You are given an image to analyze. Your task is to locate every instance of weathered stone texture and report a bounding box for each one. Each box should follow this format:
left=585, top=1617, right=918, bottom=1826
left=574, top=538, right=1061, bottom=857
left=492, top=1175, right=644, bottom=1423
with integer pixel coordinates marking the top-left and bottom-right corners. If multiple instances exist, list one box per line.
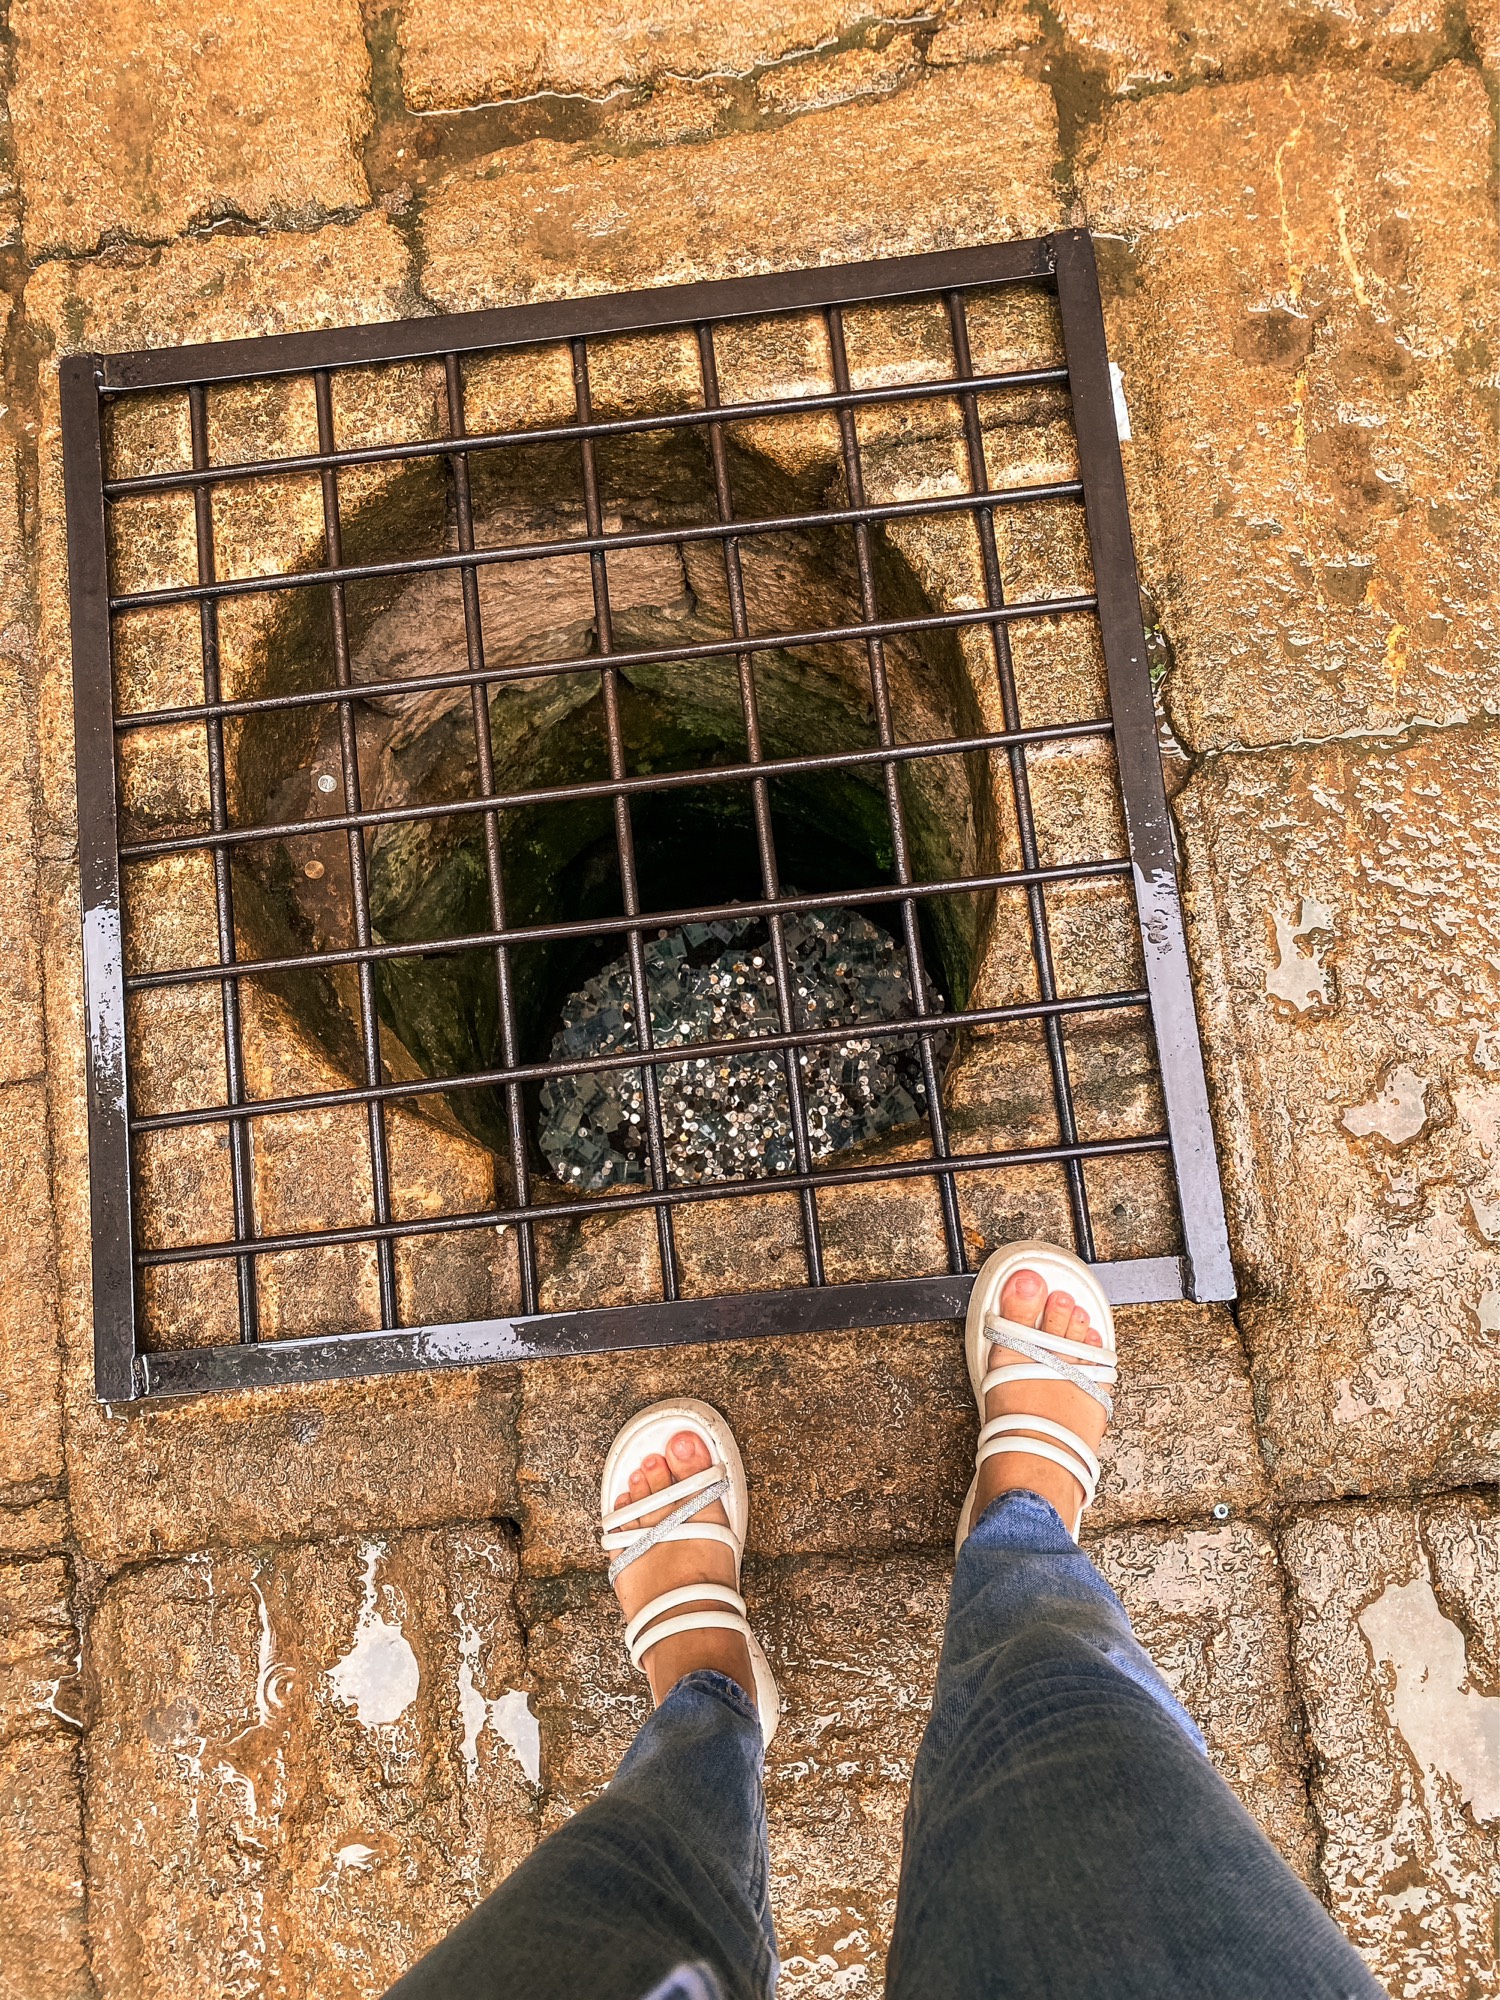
left=1090, top=1521, right=1319, bottom=1879
left=1055, top=0, right=1453, bottom=92
left=28, top=215, right=415, bottom=844
left=421, top=66, right=1063, bottom=313
left=0, top=1085, right=64, bottom=1514
left=397, top=0, right=933, bottom=109
left=1180, top=726, right=1500, bottom=1499
left=41, top=861, right=524, bottom=1570
left=85, top=1529, right=537, bottom=1997
left=1282, top=1498, right=1500, bottom=1998
left=755, top=35, right=923, bottom=115
left=517, top=1301, right=1259, bottom=1576
left=0, top=1560, right=88, bottom=2000
left=1472, top=0, right=1499, bottom=69
left=9, top=0, right=373, bottom=257
left=1083, top=67, right=1500, bottom=750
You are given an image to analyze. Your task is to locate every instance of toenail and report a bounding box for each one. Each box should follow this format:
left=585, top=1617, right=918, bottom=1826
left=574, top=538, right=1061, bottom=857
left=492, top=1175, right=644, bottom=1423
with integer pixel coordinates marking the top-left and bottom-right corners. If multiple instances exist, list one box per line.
left=669, top=1436, right=693, bottom=1460
left=1014, top=1269, right=1042, bottom=1295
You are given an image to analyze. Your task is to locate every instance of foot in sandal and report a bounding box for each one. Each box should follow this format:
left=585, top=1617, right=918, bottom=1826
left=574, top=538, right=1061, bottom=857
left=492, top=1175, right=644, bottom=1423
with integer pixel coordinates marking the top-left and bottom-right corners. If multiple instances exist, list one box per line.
left=601, top=1399, right=780, bottom=1742
left=958, top=1239, right=1117, bottom=1545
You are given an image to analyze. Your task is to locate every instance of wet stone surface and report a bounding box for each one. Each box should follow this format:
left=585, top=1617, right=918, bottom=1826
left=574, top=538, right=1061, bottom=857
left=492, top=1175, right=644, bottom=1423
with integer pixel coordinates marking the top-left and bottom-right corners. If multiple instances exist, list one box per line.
left=539, top=909, right=935, bottom=1190
left=1281, top=1497, right=1500, bottom=1998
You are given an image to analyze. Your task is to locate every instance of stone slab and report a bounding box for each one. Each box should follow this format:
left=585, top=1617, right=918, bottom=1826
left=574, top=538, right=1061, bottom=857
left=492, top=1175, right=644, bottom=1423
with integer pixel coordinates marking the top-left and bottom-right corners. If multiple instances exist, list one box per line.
left=397, top=0, right=934, bottom=109
left=528, top=1527, right=1315, bottom=1992
left=516, top=1300, right=1261, bottom=1575
left=1089, top=1520, right=1320, bottom=1880
left=1055, top=0, right=1453, bottom=92
left=9, top=0, right=372, bottom=257
left=1082, top=66, right=1500, bottom=751
left=0, top=1501, right=69, bottom=1561
left=420, top=65, right=1063, bottom=313
left=0, top=1083, right=64, bottom=1513
left=0, top=1559, right=88, bottom=2000
left=84, top=1528, right=537, bottom=1996
left=40, top=859, right=524, bottom=1571
left=1281, top=1497, right=1500, bottom=1998
left=1179, top=725, right=1500, bottom=1498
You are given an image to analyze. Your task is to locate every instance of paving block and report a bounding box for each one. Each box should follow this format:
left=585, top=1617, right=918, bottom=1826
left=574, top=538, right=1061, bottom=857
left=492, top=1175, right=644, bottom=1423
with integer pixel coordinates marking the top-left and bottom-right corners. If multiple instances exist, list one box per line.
left=0, top=1559, right=88, bottom=2000
left=1180, top=726, right=1500, bottom=1498
left=396, top=0, right=934, bottom=109
left=1083, top=67, right=1499, bottom=750
left=1055, top=0, right=1453, bottom=91
left=420, top=65, right=1063, bottom=314
left=9, top=0, right=372, bottom=257
left=517, top=1296, right=1261, bottom=1575
left=0, top=1084, right=64, bottom=1513
left=84, top=1529, right=537, bottom=1997
left=1281, top=1497, right=1500, bottom=1998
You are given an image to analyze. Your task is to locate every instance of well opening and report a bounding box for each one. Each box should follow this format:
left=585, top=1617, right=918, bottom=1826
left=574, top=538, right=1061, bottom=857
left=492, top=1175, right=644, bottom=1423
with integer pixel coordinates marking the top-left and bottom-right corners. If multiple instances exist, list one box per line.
left=230, top=426, right=988, bottom=1185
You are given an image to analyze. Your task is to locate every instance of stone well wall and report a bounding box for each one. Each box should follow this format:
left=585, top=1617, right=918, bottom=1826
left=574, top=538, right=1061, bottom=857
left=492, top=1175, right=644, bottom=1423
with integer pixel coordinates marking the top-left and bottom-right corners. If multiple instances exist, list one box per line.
left=0, top=2, right=1496, bottom=1996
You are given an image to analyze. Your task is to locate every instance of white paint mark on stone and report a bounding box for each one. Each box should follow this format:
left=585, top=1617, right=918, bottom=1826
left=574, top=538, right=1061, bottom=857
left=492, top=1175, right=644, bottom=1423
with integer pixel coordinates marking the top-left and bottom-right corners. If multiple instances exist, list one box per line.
left=1358, top=1577, right=1500, bottom=1824
left=1332, top=1372, right=1408, bottom=1425
left=1342, top=1065, right=1429, bottom=1147
left=1109, top=361, right=1132, bottom=441
left=327, top=1544, right=420, bottom=1729
left=455, top=1604, right=540, bottom=1786
left=1477, top=1292, right=1500, bottom=1335
left=332, top=1843, right=379, bottom=1872
left=1267, top=896, right=1334, bottom=1013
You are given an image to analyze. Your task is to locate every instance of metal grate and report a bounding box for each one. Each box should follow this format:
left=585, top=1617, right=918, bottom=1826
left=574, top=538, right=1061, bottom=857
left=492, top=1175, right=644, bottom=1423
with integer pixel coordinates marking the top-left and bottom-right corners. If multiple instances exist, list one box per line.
left=64, top=228, right=1234, bottom=1404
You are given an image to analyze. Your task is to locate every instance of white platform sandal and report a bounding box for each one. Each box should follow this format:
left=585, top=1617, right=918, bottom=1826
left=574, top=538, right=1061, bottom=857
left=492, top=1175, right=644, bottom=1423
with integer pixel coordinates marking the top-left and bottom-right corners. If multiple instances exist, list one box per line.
left=600, top=1397, right=781, bottom=1746
left=956, top=1238, right=1118, bottom=1549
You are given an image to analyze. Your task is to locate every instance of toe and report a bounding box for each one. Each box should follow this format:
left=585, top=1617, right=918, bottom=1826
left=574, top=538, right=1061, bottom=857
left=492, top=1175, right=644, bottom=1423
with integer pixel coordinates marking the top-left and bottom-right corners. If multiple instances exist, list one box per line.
left=1041, top=1288, right=1076, bottom=1336
left=641, top=1452, right=673, bottom=1496
left=1068, top=1304, right=1102, bottom=1348
left=998, top=1266, right=1048, bottom=1327
left=628, top=1467, right=650, bottom=1503
left=667, top=1430, right=712, bottom=1477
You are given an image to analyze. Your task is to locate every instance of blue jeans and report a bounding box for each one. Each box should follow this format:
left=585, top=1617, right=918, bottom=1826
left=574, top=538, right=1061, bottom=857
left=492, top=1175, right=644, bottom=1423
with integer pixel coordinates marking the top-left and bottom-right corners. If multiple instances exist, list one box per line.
left=389, top=1492, right=1384, bottom=1999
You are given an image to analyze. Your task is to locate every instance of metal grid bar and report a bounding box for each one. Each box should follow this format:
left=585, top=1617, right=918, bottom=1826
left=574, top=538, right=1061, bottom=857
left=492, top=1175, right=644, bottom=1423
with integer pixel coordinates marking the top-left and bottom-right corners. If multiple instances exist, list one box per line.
left=696, top=321, right=824, bottom=1285
left=571, top=336, right=679, bottom=1299
left=443, top=352, right=540, bottom=1313
left=822, top=305, right=965, bottom=1273
left=104, top=367, right=1071, bottom=499
left=129, top=988, right=1152, bottom=1136
left=312, top=369, right=398, bottom=1325
left=63, top=230, right=1236, bottom=1404
left=137, top=1131, right=1174, bottom=1268
left=186, top=385, right=260, bottom=1342
left=110, top=480, right=1084, bottom=616
left=122, top=863, right=1133, bottom=993
left=114, top=593, right=1100, bottom=732
left=944, top=291, right=1094, bottom=1259
left=1050, top=233, right=1235, bottom=1298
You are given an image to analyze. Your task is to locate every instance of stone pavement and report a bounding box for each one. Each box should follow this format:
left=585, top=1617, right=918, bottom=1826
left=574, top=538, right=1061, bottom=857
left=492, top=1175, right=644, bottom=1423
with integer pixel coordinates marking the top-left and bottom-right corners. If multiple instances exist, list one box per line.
left=1, top=2, right=1497, bottom=1995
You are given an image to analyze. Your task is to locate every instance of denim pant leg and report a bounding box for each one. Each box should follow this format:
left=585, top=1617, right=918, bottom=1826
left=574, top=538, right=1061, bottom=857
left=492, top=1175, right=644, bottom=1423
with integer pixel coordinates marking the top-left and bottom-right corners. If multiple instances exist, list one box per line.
left=888, top=1490, right=1386, bottom=2000
left=386, top=1670, right=777, bottom=2000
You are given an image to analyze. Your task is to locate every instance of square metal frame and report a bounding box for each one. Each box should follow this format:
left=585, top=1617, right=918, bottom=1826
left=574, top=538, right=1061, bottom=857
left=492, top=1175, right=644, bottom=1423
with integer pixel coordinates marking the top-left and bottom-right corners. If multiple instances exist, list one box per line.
left=63, top=227, right=1235, bottom=1404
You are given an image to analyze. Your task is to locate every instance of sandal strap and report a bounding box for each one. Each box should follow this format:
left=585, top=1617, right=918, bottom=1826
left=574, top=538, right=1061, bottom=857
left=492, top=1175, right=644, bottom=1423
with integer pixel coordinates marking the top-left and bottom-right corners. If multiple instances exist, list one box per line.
left=606, top=1474, right=733, bottom=1585
left=625, top=1581, right=746, bottom=1657
left=980, top=1440, right=1096, bottom=1504
left=602, top=1463, right=726, bottom=1534
left=628, top=1607, right=753, bottom=1671
left=602, top=1521, right=740, bottom=1557
left=978, top=1412, right=1102, bottom=1485
left=983, top=1324, right=1116, bottom=1415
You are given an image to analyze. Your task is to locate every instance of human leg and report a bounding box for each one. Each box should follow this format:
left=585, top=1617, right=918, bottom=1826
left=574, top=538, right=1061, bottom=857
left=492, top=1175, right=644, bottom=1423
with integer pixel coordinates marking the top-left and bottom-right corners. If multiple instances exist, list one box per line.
left=888, top=1252, right=1385, bottom=2000
left=388, top=1407, right=779, bottom=2000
